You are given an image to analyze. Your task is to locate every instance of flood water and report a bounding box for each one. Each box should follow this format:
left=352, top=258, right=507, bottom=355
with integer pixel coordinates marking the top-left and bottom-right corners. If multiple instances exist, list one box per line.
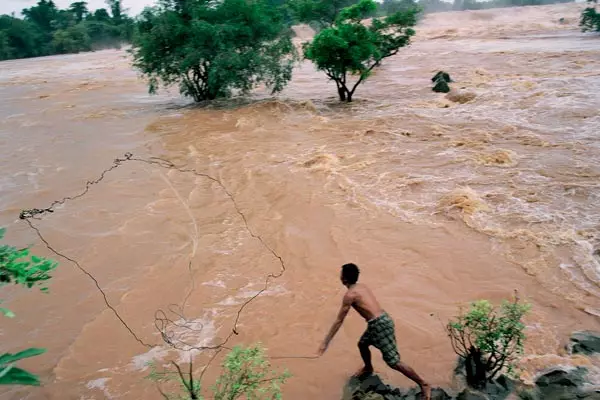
left=1, top=3, right=600, bottom=399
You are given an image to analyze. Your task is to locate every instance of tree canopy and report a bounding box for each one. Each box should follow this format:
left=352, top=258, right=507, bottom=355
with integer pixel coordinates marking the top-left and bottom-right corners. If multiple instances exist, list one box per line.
left=581, top=0, right=600, bottom=32
left=303, top=0, right=417, bottom=102
left=0, top=0, right=133, bottom=61
left=132, top=0, right=297, bottom=102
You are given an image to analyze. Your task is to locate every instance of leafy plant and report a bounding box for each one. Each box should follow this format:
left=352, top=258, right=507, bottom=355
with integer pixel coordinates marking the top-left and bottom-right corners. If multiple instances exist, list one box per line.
left=581, top=0, right=600, bottom=32
left=213, top=345, right=290, bottom=400
left=0, top=227, right=57, bottom=386
left=446, top=296, right=530, bottom=389
left=131, top=0, right=297, bottom=103
left=0, top=227, right=57, bottom=318
left=0, top=348, right=47, bottom=386
left=303, top=0, right=417, bottom=102
left=146, top=344, right=290, bottom=400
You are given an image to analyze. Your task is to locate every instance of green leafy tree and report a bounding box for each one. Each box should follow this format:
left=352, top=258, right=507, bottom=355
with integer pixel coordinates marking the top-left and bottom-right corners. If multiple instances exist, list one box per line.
left=0, top=227, right=58, bottom=386
left=288, top=0, right=359, bottom=28
left=0, top=15, right=44, bottom=59
left=22, top=0, right=59, bottom=34
left=147, top=344, right=290, bottom=399
left=91, top=8, right=112, bottom=22
left=52, top=24, right=91, bottom=54
left=0, top=31, right=12, bottom=59
left=106, top=0, right=124, bottom=23
left=581, top=0, right=600, bottom=32
left=82, top=20, right=121, bottom=47
left=0, top=0, right=132, bottom=61
left=69, top=2, right=89, bottom=23
left=446, top=296, right=530, bottom=389
left=132, top=0, right=297, bottom=102
left=303, top=0, right=417, bottom=102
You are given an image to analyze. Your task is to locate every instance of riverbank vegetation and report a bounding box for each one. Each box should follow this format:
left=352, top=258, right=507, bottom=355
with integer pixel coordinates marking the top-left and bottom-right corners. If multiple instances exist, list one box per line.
left=0, top=0, right=132, bottom=61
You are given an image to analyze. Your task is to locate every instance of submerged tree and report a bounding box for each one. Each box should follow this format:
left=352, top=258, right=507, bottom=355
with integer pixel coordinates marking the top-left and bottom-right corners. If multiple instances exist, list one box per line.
left=446, top=295, right=530, bottom=389
left=132, top=0, right=297, bottom=102
left=581, top=0, right=600, bottom=32
left=303, top=0, right=417, bottom=102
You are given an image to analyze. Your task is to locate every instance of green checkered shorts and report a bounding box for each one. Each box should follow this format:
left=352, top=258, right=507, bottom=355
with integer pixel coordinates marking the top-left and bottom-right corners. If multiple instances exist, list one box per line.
left=359, top=312, right=401, bottom=367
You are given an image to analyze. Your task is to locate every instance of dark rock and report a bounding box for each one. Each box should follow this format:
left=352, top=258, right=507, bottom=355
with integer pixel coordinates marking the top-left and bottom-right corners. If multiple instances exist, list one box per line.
left=342, top=375, right=452, bottom=400
left=433, top=79, right=450, bottom=93
left=534, top=367, right=589, bottom=400
left=457, top=388, right=489, bottom=400
left=536, top=367, right=586, bottom=387
left=569, top=331, right=600, bottom=355
left=484, top=375, right=515, bottom=399
left=432, top=71, right=452, bottom=83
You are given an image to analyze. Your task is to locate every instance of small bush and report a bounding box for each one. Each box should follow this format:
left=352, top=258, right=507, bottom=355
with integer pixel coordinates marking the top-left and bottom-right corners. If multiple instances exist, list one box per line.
left=147, top=344, right=290, bottom=399
left=446, top=296, right=530, bottom=389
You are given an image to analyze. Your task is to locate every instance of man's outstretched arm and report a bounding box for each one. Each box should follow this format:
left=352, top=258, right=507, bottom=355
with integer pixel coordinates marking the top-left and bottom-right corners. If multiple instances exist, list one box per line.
left=318, top=294, right=353, bottom=355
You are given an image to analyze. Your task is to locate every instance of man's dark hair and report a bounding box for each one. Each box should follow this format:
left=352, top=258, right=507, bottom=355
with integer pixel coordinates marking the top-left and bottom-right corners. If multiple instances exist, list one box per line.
left=341, top=263, right=360, bottom=284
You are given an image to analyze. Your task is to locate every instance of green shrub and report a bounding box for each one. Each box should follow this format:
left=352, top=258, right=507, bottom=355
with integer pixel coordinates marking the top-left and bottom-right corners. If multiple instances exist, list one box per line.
left=446, top=296, right=530, bottom=389
left=147, top=344, right=290, bottom=399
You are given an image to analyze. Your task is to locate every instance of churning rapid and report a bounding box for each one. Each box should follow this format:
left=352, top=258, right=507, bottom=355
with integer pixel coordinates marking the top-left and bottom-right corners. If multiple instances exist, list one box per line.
left=1, top=3, right=599, bottom=399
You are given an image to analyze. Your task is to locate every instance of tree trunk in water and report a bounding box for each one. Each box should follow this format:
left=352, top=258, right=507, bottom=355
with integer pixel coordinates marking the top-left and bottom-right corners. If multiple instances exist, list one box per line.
left=346, top=92, right=353, bottom=102
left=337, top=85, right=346, bottom=102
left=465, top=347, right=487, bottom=389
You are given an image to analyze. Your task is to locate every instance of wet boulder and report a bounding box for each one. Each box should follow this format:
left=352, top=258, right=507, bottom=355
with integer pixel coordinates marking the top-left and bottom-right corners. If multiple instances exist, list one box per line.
left=432, top=71, right=452, bottom=83
left=569, top=331, right=600, bottom=355
left=342, top=375, right=451, bottom=400
left=533, top=367, right=590, bottom=400
left=433, top=79, right=451, bottom=93
left=432, top=71, right=452, bottom=93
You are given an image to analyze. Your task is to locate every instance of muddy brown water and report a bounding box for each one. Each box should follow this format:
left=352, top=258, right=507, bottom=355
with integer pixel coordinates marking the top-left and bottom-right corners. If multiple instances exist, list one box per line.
left=1, top=3, right=600, bottom=399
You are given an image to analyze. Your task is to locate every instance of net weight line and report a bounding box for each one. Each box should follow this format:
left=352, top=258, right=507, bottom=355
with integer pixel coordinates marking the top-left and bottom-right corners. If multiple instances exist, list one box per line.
left=19, top=152, right=318, bottom=363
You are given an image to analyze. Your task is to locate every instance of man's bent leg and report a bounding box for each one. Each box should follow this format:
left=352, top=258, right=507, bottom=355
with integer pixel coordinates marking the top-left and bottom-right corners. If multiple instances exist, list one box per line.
left=392, top=361, right=431, bottom=400
left=354, top=342, right=374, bottom=377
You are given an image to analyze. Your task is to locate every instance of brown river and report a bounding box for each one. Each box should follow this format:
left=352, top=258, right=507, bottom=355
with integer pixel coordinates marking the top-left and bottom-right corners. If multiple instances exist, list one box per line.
left=1, top=3, right=600, bottom=399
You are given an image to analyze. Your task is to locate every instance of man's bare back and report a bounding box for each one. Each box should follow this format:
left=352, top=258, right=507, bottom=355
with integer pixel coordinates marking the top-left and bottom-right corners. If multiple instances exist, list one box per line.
left=317, top=263, right=431, bottom=400
left=345, top=283, right=384, bottom=322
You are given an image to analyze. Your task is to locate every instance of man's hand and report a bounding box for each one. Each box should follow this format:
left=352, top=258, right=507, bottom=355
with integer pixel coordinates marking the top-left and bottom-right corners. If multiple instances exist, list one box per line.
left=317, top=341, right=328, bottom=356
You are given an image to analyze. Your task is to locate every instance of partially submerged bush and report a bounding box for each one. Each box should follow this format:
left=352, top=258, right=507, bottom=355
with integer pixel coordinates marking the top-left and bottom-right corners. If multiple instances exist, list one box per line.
left=446, top=295, right=530, bottom=389
left=581, top=0, right=600, bottom=32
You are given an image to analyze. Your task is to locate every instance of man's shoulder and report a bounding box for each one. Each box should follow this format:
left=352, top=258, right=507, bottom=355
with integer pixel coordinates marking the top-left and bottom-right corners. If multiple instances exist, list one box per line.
left=343, top=288, right=358, bottom=303
left=344, top=285, right=366, bottom=300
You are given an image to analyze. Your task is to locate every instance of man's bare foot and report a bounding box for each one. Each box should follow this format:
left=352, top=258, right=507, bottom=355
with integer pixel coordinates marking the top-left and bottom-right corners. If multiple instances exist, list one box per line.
left=353, top=365, right=373, bottom=378
left=419, top=383, right=431, bottom=400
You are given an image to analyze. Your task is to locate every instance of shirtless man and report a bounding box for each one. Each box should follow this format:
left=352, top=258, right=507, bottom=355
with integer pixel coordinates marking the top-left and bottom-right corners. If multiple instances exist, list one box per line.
left=317, top=263, right=431, bottom=400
